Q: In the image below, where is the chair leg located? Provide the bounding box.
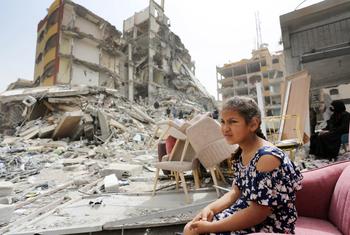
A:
[210,168,220,197]
[152,168,160,196]
[216,166,227,185]
[179,172,190,203]
[175,171,180,191]
[193,169,200,189]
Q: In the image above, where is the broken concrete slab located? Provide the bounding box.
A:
[22,129,39,140]
[0,196,12,204]
[38,124,57,138]
[104,174,119,193]
[48,97,81,104]
[52,111,83,139]
[98,110,110,141]
[0,181,14,197]
[0,204,14,225]
[18,126,39,137]
[109,119,127,132]
[62,158,86,166]
[100,163,143,178]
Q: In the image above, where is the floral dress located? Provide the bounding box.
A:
[212,146,303,235]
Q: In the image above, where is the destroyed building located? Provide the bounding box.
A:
[33,0,126,90]
[280,0,350,112]
[216,47,286,116]
[123,0,214,107]
[31,0,214,109]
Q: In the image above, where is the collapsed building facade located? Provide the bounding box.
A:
[123,0,212,106]
[33,0,125,89]
[216,47,286,116]
[280,0,350,112]
[32,0,214,107]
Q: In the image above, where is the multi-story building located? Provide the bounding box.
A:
[33,0,126,91]
[280,0,350,89]
[280,0,350,113]
[216,47,285,116]
[123,0,213,107]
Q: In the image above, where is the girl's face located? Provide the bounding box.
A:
[220,109,257,145]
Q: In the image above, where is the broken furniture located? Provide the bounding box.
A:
[152,132,200,203]
[263,114,303,161]
[148,119,187,150]
[250,160,350,235]
[186,116,235,197]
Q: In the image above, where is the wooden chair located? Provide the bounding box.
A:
[152,130,200,203]
[186,116,236,197]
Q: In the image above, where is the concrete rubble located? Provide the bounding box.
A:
[0,84,217,234]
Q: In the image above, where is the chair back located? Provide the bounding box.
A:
[169,139,196,163]
[186,117,235,168]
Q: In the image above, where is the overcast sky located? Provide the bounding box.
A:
[0,0,323,97]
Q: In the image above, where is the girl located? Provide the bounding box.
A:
[183,96,303,235]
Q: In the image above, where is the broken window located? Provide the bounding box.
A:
[37,30,44,43]
[47,9,59,27]
[44,34,58,53]
[261,59,267,66]
[35,53,43,64]
[277,71,283,78]
[233,65,247,76]
[272,58,279,64]
[247,62,260,73]
[43,60,56,78]
[330,89,339,95]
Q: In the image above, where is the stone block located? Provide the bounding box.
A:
[0,182,14,197]
[0,204,14,225]
[104,174,119,193]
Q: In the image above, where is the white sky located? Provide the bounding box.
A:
[0,0,323,98]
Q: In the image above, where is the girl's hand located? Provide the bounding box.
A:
[190,220,214,233]
[192,207,214,222]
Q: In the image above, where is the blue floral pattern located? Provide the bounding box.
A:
[212,146,303,235]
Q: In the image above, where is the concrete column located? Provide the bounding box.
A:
[148,46,154,104]
[161,0,165,10]
[128,43,134,102]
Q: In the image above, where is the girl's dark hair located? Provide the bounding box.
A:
[221,96,267,160]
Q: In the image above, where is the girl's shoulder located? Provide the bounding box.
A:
[256,145,286,159]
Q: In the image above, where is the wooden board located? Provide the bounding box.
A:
[281,70,311,141]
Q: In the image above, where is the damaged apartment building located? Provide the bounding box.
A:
[216,47,285,116]
[123,0,213,107]
[32,0,213,107]
[33,0,125,90]
[280,0,350,112]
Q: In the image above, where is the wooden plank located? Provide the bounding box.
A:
[281,70,310,141]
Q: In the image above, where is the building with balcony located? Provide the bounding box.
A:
[33,0,126,91]
[216,47,285,116]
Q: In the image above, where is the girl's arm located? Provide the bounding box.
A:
[206,185,241,214]
[193,185,241,222]
[195,202,272,233]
